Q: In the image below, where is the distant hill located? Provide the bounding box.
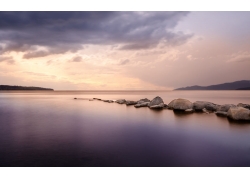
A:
[236,87,250,90]
[0,85,54,91]
[175,80,250,90]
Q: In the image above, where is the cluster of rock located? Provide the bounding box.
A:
[74,96,250,121]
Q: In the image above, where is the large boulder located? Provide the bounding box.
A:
[237,103,250,110]
[218,104,236,112]
[148,96,164,109]
[168,98,193,111]
[126,100,138,106]
[227,107,250,121]
[134,102,150,108]
[193,101,219,111]
[116,99,126,104]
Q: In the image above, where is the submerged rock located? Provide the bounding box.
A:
[134,102,150,108]
[148,96,164,109]
[218,104,236,112]
[126,100,138,106]
[193,101,219,111]
[215,111,228,117]
[168,98,193,111]
[237,103,250,110]
[227,107,250,121]
[116,99,126,104]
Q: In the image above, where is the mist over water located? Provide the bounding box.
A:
[0,91,250,166]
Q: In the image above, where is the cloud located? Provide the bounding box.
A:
[69,56,83,62]
[0,56,15,64]
[0,12,192,58]
[22,71,57,79]
[118,59,130,65]
[228,51,250,62]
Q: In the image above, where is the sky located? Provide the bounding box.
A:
[0,11,250,90]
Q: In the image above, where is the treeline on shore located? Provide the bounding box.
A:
[0,85,54,91]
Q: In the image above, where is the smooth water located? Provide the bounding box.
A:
[0,90,250,167]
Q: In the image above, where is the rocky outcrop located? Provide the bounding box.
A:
[217,104,236,112]
[193,101,220,111]
[215,111,228,117]
[126,100,138,106]
[168,98,193,111]
[148,96,164,109]
[237,103,250,110]
[227,107,250,121]
[116,99,126,104]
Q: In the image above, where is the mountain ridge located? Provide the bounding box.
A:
[175,80,250,90]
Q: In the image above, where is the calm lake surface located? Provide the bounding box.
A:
[0,90,250,167]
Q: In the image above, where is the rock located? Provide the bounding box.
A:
[137,98,150,104]
[193,101,219,111]
[163,104,168,109]
[185,109,194,113]
[116,99,126,104]
[74,98,77,99]
[215,111,228,117]
[202,108,210,114]
[134,102,150,108]
[126,100,138,106]
[237,103,250,110]
[103,100,113,103]
[205,103,220,112]
[168,98,193,111]
[93,98,102,100]
[227,107,250,121]
[218,104,236,112]
[148,96,164,109]
[149,103,164,109]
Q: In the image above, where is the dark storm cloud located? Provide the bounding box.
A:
[0,11,191,58]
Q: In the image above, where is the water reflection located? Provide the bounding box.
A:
[0,91,250,166]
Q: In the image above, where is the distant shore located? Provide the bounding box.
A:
[0,85,54,91]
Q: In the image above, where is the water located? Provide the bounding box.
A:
[0,90,250,167]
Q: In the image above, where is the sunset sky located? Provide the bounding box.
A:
[0,11,250,90]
